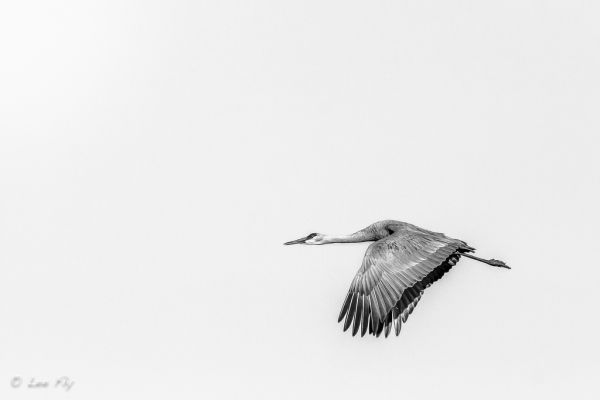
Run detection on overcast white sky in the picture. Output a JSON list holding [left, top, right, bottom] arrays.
[[1, 1, 599, 399]]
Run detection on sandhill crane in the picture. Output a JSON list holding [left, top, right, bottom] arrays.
[[284, 220, 509, 338]]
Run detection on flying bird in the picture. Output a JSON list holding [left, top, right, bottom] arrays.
[[284, 220, 509, 338]]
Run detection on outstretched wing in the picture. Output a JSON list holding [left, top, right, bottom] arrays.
[[338, 231, 473, 337]]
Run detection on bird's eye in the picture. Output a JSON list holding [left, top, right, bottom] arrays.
[[307, 233, 318, 239]]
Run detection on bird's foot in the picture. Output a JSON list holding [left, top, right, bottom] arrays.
[[489, 259, 510, 269]]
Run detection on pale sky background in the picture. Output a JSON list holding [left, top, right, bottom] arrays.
[[1, 1, 599, 399]]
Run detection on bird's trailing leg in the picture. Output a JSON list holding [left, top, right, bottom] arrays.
[[463, 253, 510, 269]]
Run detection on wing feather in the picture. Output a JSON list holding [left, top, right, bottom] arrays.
[[338, 290, 353, 323], [361, 296, 370, 337], [343, 293, 358, 331], [352, 296, 363, 336], [370, 295, 382, 333]]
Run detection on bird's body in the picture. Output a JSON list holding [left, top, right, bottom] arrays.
[[284, 220, 508, 338]]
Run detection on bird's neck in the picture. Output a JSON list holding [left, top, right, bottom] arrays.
[[322, 230, 376, 244]]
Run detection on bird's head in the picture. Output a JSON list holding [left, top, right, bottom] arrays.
[[284, 233, 326, 245]]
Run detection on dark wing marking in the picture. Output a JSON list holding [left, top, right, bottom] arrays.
[[338, 231, 473, 337]]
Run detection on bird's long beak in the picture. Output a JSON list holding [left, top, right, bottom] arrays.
[[284, 235, 310, 245]]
